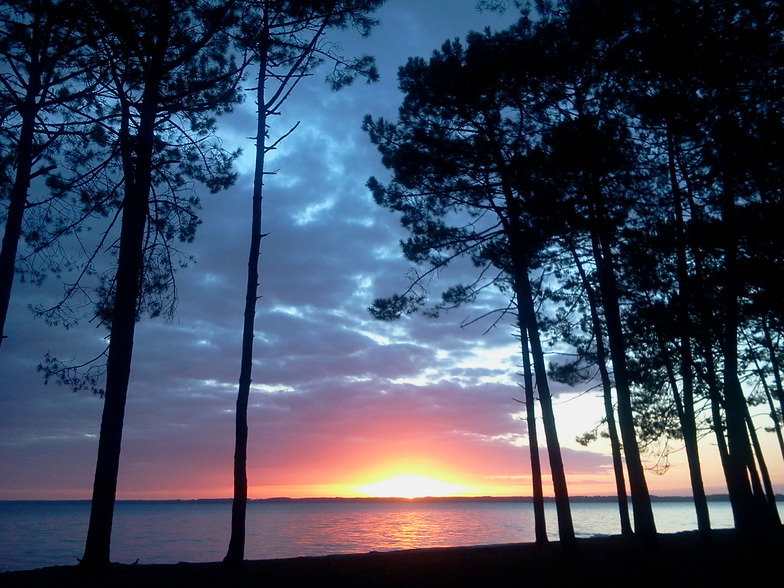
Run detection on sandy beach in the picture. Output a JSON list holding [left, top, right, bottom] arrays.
[[2, 527, 781, 587]]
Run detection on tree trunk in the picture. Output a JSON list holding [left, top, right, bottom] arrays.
[[744, 405, 781, 525], [600, 366, 634, 537], [515, 266, 576, 547], [80, 4, 169, 565], [81, 83, 159, 569], [718, 169, 768, 535], [519, 327, 548, 544], [743, 329, 784, 463], [0, 39, 42, 349], [761, 319, 784, 435], [485, 125, 574, 546], [668, 133, 711, 537], [757, 370, 784, 463], [655, 318, 711, 538], [568, 241, 632, 536], [586, 199, 657, 540], [225, 37, 269, 567], [681, 176, 734, 497]]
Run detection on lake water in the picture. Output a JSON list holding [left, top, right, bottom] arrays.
[[0, 498, 769, 572]]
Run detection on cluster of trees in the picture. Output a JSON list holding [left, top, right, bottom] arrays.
[[1, 0, 382, 570], [366, 0, 783, 544], [2, 0, 781, 571]]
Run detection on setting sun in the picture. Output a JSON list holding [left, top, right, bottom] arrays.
[[358, 475, 466, 499]]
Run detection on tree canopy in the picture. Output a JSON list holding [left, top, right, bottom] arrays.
[[367, 0, 783, 537]]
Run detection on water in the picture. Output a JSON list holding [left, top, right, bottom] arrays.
[[0, 498, 756, 572]]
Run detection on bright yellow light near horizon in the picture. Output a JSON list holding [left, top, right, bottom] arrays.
[[359, 475, 466, 499]]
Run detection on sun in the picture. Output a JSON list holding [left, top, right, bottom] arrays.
[[358, 475, 466, 499]]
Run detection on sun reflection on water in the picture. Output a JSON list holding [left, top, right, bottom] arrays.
[[380, 510, 439, 550]]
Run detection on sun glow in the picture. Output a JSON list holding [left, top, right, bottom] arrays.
[[358, 475, 466, 499]]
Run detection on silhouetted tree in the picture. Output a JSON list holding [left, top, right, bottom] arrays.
[[365, 27, 578, 546], [468, 0, 782, 539], [0, 0, 97, 348], [223, 0, 383, 567], [619, 0, 784, 534], [77, 0, 241, 569], [544, 96, 659, 547], [616, 203, 713, 537], [548, 237, 633, 537]]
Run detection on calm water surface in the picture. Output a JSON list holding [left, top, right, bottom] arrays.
[[0, 498, 763, 572]]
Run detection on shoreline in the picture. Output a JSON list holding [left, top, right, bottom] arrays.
[[2, 493, 768, 504], [2, 527, 782, 587]]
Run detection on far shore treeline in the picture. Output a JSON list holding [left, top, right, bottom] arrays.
[[1, 0, 782, 573], [4, 494, 782, 504]]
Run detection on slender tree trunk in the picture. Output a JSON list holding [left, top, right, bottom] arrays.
[[674, 320, 711, 536], [519, 327, 548, 544], [225, 30, 270, 566], [744, 330, 784, 463], [761, 319, 784, 431], [705, 369, 732, 476], [484, 130, 574, 545], [654, 319, 711, 537], [567, 239, 634, 536], [79, 2, 174, 564], [568, 240, 632, 536], [515, 267, 576, 547], [680, 174, 734, 492], [81, 78, 160, 569], [586, 199, 657, 540], [758, 372, 784, 463], [718, 169, 767, 535], [667, 132, 711, 537], [721, 334, 760, 534], [0, 47, 41, 349], [600, 367, 634, 537], [744, 406, 781, 524]]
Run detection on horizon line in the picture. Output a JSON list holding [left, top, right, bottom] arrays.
[[1, 493, 757, 503]]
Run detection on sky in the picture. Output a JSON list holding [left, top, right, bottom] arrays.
[[1, 0, 782, 501]]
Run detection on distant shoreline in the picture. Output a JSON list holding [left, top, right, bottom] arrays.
[[4, 494, 775, 504]]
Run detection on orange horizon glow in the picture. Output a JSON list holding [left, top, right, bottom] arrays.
[[3, 428, 752, 501], [106, 463, 628, 501], [358, 475, 469, 499], [4, 467, 740, 501]]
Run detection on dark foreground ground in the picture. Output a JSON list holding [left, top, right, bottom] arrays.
[[2, 528, 782, 588]]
